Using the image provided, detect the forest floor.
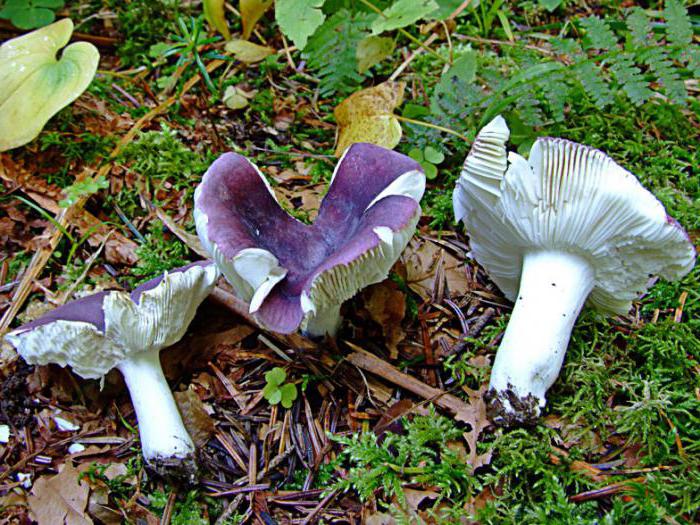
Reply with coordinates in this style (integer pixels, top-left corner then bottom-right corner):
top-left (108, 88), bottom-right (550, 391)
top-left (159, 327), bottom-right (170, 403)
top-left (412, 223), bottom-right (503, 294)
top-left (0, 1), bottom-right (698, 524)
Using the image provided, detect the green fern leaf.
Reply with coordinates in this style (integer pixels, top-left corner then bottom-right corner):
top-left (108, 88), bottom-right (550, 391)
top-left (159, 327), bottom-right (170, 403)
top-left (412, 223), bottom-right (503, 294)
top-left (642, 47), bottom-right (687, 105)
top-left (575, 62), bottom-right (613, 108)
top-left (610, 53), bottom-right (652, 105)
top-left (625, 7), bottom-right (652, 48)
top-left (303, 10), bottom-right (373, 95)
top-left (538, 72), bottom-right (570, 122)
top-left (663, 0), bottom-right (692, 47)
top-left (580, 16), bottom-right (618, 51)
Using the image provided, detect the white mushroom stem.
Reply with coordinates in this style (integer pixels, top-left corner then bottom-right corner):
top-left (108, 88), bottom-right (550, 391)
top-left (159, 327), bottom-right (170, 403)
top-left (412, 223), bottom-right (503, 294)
top-left (488, 250), bottom-right (595, 421)
top-left (117, 351), bottom-right (194, 466)
top-left (302, 303), bottom-right (342, 338)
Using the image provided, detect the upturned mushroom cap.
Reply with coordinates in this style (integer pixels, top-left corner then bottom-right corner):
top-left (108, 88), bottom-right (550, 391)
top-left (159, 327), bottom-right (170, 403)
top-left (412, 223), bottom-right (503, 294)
top-left (194, 143), bottom-right (425, 334)
top-left (454, 116), bottom-right (696, 315)
top-left (5, 262), bottom-right (219, 378)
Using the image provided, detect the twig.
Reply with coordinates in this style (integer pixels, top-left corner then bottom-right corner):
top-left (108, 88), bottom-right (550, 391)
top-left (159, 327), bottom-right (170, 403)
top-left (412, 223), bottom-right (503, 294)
top-left (343, 341), bottom-right (478, 423)
top-left (394, 115), bottom-right (470, 141)
top-left (389, 33), bottom-right (439, 81)
top-left (300, 489), bottom-right (339, 525)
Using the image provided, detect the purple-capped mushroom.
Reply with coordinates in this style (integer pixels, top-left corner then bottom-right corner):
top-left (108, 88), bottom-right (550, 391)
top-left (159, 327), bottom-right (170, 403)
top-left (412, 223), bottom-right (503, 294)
top-left (453, 116), bottom-right (696, 426)
top-left (194, 143), bottom-right (425, 336)
top-left (5, 262), bottom-right (219, 480)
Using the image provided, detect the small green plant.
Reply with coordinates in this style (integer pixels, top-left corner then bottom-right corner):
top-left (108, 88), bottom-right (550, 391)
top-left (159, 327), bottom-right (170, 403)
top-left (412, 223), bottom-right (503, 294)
top-left (131, 223), bottom-right (190, 283)
top-left (59, 175), bottom-right (109, 208)
top-left (0, 0), bottom-right (64, 29)
top-left (408, 145), bottom-right (444, 180)
top-left (148, 16), bottom-right (225, 94)
top-left (262, 367), bottom-right (298, 408)
top-left (331, 409), bottom-right (476, 509)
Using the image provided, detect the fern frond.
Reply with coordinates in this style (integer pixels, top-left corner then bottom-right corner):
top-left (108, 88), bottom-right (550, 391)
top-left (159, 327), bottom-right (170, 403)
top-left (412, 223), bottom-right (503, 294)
top-left (662, 0), bottom-right (692, 47)
top-left (610, 53), bottom-right (652, 105)
top-left (625, 7), bottom-right (653, 48)
top-left (641, 47), bottom-right (687, 105)
top-left (303, 10), bottom-right (372, 95)
top-left (538, 72), bottom-right (571, 122)
top-left (580, 16), bottom-right (618, 51)
top-left (574, 62), bottom-right (613, 108)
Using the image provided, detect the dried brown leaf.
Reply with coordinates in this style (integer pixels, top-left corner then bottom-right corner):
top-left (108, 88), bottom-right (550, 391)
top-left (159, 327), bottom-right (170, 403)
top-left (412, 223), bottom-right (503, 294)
top-left (364, 281), bottom-right (406, 359)
top-left (28, 462), bottom-right (93, 525)
top-left (174, 387), bottom-right (216, 448)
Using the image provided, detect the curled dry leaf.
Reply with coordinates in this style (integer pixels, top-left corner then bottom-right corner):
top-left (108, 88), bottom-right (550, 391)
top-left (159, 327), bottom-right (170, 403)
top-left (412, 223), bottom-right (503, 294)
top-left (28, 461), bottom-right (93, 525)
top-left (333, 81), bottom-right (405, 157)
top-left (225, 39), bottom-right (275, 63)
top-left (240, 0), bottom-right (273, 40)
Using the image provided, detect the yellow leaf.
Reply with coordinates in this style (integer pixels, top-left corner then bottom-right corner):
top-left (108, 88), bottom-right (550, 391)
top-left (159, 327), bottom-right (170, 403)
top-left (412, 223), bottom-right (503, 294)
top-left (225, 39), bottom-right (275, 63)
top-left (203, 0), bottom-right (231, 40)
top-left (0, 19), bottom-right (99, 152)
top-left (356, 35), bottom-right (395, 74)
top-left (333, 81), bottom-right (405, 157)
top-left (240, 0), bottom-right (273, 40)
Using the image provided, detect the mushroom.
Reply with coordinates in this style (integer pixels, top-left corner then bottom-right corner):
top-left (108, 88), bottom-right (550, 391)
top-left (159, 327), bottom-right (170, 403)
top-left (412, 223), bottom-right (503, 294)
top-left (5, 262), bottom-right (219, 480)
top-left (453, 116), bottom-right (696, 426)
top-left (194, 143), bottom-right (425, 336)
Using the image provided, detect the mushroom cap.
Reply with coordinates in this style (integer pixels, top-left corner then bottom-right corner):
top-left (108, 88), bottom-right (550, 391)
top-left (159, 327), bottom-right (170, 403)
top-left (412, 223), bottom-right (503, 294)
top-left (5, 262), bottom-right (219, 379)
top-left (195, 143), bottom-right (425, 333)
top-left (454, 116), bottom-right (696, 314)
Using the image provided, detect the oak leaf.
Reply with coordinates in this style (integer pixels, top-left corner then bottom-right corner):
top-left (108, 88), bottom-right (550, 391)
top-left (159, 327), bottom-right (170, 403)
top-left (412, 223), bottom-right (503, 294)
top-left (28, 462), bottom-right (92, 525)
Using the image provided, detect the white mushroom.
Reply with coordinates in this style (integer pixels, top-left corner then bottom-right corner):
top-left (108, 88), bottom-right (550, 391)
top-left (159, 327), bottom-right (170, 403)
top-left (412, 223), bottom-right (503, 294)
top-left (454, 116), bottom-right (696, 425)
top-left (5, 263), bottom-right (219, 479)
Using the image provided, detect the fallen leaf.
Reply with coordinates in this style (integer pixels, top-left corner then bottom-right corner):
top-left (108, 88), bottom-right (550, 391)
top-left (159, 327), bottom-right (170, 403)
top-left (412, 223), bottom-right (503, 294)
top-left (86, 487), bottom-right (121, 525)
top-left (240, 0), bottom-right (273, 40)
top-left (356, 35), bottom-right (395, 74)
top-left (223, 85), bottom-right (257, 110)
top-left (28, 462), bottom-right (93, 525)
top-left (364, 281), bottom-right (406, 359)
top-left (403, 487), bottom-right (439, 511)
top-left (333, 81), bottom-right (405, 157)
top-left (203, 0), bottom-right (231, 40)
top-left (404, 238), bottom-right (470, 301)
top-left (175, 387), bottom-right (216, 448)
top-left (225, 39), bottom-right (275, 63)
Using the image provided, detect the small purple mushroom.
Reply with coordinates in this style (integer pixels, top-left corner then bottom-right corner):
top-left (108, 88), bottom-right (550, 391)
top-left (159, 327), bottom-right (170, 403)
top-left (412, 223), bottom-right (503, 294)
top-left (194, 143), bottom-right (425, 336)
top-left (5, 262), bottom-right (220, 481)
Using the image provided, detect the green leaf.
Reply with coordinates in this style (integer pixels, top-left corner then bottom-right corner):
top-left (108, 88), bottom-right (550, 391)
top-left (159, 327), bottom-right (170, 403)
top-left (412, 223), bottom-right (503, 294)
top-left (430, 0), bottom-right (465, 20)
top-left (421, 161), bottom-right (438, 180)
top-left (538, 0), bottom-right (562, 12)
top-left (423, 146), bottom-right (444, 164)
top-left (279, 383), bottom-right (298, 408)
top-left (356, 35), bottom-right (394, 74)
top-left (59, 175), bottom-right (109, 208)
top-left (663, 0), bottom-right (691, 47)
top-left (408, 148), bottom-right (424, 162)
top-left (275, 0), bottom-right (326, 50)
top-left (34, 0), bottom-right (64, 8)
top-left (265, 367), bottom-right (286, 387)
top-left (432, 50), bottom-right (476, 106)
top-left (625, 7), bottom-right (651, 48)
top-left (371, 0), bottom-right (438, 35)
top-left (267, 387), bottom-right (282, 405)
top-left (12, 6), bottom-right (54, 29)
